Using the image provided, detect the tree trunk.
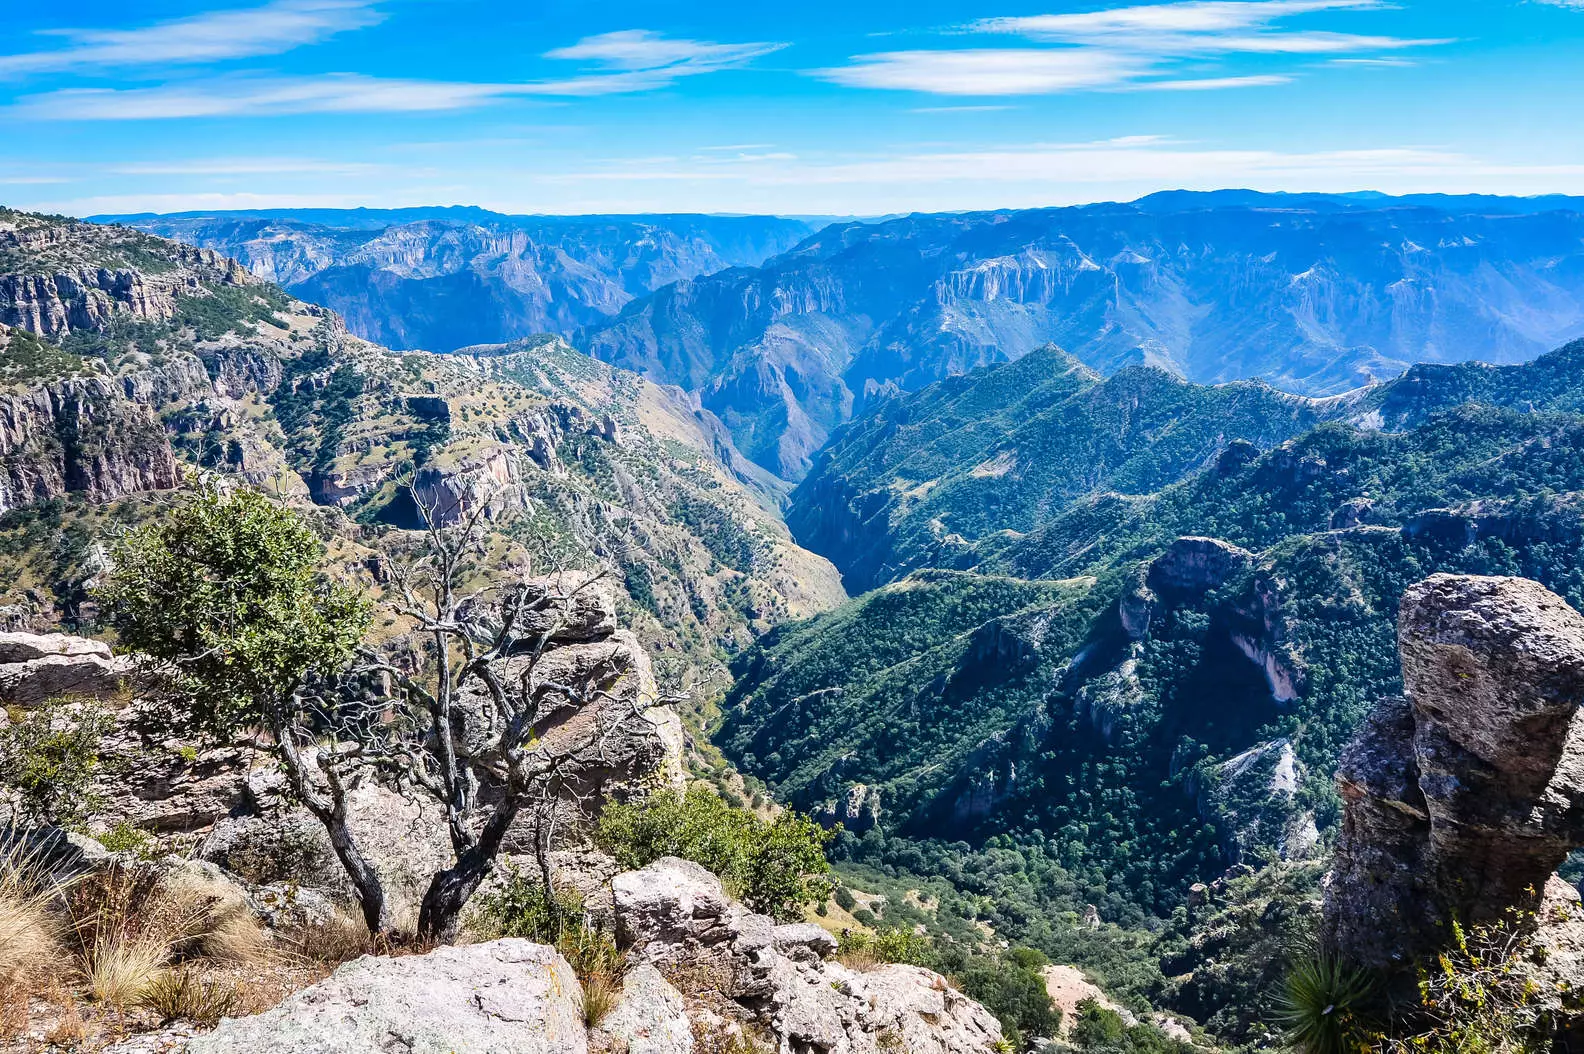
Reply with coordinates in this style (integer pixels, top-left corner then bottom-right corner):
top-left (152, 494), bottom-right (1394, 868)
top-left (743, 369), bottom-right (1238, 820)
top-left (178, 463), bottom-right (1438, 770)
top-left (416, 847), bottom-right (493, 944)
top-left (269, 704), bottom-right (394, 937)
top-left (325, 811), bottom-right (394, 937)
top-left (416, 800), bottom-right (519, 943)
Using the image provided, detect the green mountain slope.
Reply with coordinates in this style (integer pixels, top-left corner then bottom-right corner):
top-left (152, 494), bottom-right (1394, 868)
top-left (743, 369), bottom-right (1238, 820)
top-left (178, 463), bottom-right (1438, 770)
top-left (724, 339), bottom-right (1584, 930)
top-left (789, 344), bottom-right (1332, 592)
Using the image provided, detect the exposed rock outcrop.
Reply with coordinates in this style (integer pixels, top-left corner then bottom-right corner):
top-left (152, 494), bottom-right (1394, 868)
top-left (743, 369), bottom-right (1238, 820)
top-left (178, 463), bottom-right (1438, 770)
top-left (1323, 574), bottom-right (1584, 989)
top-left (1196, 738), bottom-right (1320, 863)
top-left (453, 576), bottom-right (684, 851)
top-left (0, 372), bottom-right (181, 514)
top-left (0, 630), bottom-right (134, 704)
top-left (187, 939), bottom-right (587, 1054)
top-left (612, 857), bottom-right (1005, 1054)
top-left (1146, 536), bottom-right (1253, 596)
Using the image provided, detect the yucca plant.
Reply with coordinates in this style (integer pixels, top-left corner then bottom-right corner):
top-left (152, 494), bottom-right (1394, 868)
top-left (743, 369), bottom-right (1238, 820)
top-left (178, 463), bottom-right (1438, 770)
top-left (1276, 950), bottom-right (1381, 1054)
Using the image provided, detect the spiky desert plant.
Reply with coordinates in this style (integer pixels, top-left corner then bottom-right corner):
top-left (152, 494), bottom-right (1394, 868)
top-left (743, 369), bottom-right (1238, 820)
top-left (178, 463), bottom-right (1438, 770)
top-left (1276, 949), bottom-right (1381, 1054)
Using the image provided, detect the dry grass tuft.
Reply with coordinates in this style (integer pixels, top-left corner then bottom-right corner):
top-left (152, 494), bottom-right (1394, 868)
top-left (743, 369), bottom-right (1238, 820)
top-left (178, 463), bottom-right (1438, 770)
top-left (278, 910), bottom-right (373, 967)
top-left (0, 841), bottom-right (70, 994)
top-left (140, 965), bottom-right (241, 1025)
top-left (581, 969), bottom-right (619, 1028)
top-left (83, 931), bottom-right (169, 1005)
top-left (69, 862), bottom-right (268, 1006)
top-left (835, 945), bottom-right (881, 972)
top-left (202, 912), bottom-right (271, 965)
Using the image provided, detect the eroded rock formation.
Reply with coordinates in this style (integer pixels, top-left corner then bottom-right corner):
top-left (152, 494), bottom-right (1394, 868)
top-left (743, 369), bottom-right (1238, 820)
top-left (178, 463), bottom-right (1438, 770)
top-left (1323, 574), bottom-right (1584, 984)
top-left (611, 856), bottom-right (1006, 1054)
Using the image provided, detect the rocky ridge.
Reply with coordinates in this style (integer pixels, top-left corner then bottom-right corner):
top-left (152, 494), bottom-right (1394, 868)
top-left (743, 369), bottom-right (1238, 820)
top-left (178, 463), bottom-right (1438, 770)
top-left (104, 209), bottom-right (822, 354)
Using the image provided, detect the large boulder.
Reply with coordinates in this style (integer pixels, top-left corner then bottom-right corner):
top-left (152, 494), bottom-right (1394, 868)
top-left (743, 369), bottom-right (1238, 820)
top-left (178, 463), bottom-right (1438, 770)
top-left (1323, 575), bottom-right (1584, 985)
top-left (0, 646), bottom-right (133, 705)
top-left (461, 618), bottom-right (683, 853)
top-left (612, 856), bottom-right (776, 1001)
top-left (0, 630), bottom-right (112, 664)
top-left (187, 939), bottom-right (587, 1054)
top-left (199, 775), bottom-right (452, 931)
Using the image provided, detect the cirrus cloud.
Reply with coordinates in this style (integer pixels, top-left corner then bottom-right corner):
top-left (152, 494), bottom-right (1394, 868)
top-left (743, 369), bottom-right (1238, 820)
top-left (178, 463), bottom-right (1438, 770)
top-left (821, 0), bottom-right (1447, 96)
top-left (0, 0), bottom-right (383, 78)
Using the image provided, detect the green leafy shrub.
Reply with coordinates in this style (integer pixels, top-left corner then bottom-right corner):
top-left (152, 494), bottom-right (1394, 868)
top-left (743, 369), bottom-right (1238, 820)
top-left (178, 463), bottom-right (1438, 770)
top-left (1072, 999), bottom-right (1194, 1053)
top-left (1383, 910), bottom-right (1579, 1054)
top-left (468, 865), bottom-right (580, 944)
top-left (0, 695), bottom-right (113, 825)
top-left (595, 784), bottom-right (834, 920)
top-left (99, 483), bottom-right (370, 739)
top-left (98, 822), bottom-right (158, 859)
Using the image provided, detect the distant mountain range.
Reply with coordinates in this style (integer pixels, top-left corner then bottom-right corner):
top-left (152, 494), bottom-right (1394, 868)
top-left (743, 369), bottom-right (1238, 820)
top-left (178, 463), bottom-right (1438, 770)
top-left (99, 207), bottom-right (822, 355)
top-left (582, 193), bottom-right (1584, 477)
top-left (102, 192), bottom-right (1584, 481)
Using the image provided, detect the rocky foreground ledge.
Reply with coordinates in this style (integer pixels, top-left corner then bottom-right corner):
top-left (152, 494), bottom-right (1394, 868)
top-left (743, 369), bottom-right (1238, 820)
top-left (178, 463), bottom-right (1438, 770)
top-left (135, 856), bottom-right (1002, 1054)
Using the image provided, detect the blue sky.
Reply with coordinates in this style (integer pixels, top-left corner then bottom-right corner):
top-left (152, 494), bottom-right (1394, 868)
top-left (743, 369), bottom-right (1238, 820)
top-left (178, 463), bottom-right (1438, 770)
top-left (2, 0), bottom-right (1583, 216)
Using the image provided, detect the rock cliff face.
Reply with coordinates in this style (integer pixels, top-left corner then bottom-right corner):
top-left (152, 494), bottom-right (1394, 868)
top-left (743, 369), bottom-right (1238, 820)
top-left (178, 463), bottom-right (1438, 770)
top-left (1323, 574), bottom-right (1584, 979)
top-left (583, 195), bottom-right (1584, 480)
top-left (1, 211), bottom-right (249, 337)
top-left (0, 366), bottom-right (182, 513)
top-left (611, 857), bottom-right (1005, 1054)
top-left (0, 210), bottom-right (843, 683)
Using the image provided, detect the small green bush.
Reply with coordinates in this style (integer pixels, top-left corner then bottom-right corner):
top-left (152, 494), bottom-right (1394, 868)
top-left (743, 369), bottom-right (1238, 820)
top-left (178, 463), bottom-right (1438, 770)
top-left (98, 822), bottom-right (157, 859)
top-left (595, 785), bottom-right (834, 921)
top-left (0, 695), bottom-right (113, 825)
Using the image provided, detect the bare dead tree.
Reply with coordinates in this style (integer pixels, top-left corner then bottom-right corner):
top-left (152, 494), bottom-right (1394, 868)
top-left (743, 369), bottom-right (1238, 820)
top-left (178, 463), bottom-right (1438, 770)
top-left (301, 480), bottom-right (677, 942)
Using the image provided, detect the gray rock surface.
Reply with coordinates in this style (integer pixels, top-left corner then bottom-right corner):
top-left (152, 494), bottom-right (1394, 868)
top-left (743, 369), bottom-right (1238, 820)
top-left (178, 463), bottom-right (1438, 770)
top-left (0, 630), bottom-right (112, 664)
top-left (611, 857), bottom-right (1004, 1054)
top-left (187, 939), bottom-right (587, 1054)
top-left (199, 777), bottom-right (453, 931)
top-left (0, 649), bottom-right (134, 705)
top-left (1147, 536), bottom-right (1253, 595)
top-left (594, 962), bottom-right (694, 1054)
top-left (1324, 575), bottom-right (1584, 990)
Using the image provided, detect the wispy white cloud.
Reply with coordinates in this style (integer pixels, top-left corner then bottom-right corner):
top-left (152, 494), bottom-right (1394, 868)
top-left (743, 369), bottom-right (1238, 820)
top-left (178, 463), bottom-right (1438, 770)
top-left (1130, 73), bottom-right (1294, 89)
top-left (823, 0), bottom-right (1445, 96)
top-left (1327, 56), bottom-right (1417, 65)
top-left (1532, 0), bottom-right (1584, 8)
top-left (822, 49), bottom-right (1149, 94)
top-left (528, 30), bottom-right (786, 96)
top-left (14, 75), bottom-right (508, 119)
top-left (540, 138), bottom-right (1584, 193)
top-left (0, 0), bottom-right (382, 77)
top-left (11, 29), bottom-right (788, 118)
top-left (973, 1), bottom-right (1387, 42)
top-left (910, 105), bottom-right (1016, 113)
top-left (25, 137), bottom-right (1584, 217)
